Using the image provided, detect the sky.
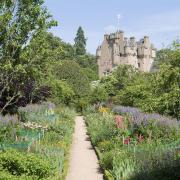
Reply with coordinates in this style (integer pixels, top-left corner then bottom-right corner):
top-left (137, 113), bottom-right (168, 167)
top-left (45, 0), bottom-right (180, 54)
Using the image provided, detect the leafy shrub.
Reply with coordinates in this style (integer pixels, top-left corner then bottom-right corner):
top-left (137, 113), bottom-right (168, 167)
top-left (85, 113), bottom-right (118, 145)
top-left (100, 151), bottom-right (114, 170)
top-left (0, 149), bottom-right (51, 178)
top-left (98, 140), bottom-right (114, 153)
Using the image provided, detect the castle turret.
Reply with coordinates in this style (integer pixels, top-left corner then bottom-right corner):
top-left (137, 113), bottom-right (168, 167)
top-left (97, 31), bottom-right (156, 77)
top-left (124, 37), bottom-right (128, 46)
top-left (130, 37), bottom-right (136, 47)
top-left (115, 30), bottom-right (124, 39)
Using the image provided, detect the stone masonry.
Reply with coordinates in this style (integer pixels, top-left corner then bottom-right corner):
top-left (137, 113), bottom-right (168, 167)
top-left (96, 31), bottom-right (156, 78)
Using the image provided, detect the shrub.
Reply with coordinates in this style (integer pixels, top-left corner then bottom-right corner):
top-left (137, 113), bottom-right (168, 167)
top-left (85, 113), bottom-right (118, 145)
top-left (100, 151), bottom-right (114, 170)
top-left (0, 150), bottom-right (51, 178)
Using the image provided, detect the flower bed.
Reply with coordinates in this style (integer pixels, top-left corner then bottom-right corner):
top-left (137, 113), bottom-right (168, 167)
top-left (85, 106), bottom-right (180, 180)
top-left (0, 103), bottom-right (76, 179)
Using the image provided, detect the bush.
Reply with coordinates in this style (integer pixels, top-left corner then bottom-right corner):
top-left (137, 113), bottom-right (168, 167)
top-left (100, 151), bottom-right (114, 170)
top-left (85, 113), bottom-right (118, 145)
top-left (0, 149), bottom-right (51, 178)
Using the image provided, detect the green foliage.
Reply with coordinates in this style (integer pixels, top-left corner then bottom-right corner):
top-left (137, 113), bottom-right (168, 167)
top-left (98, 41), bottom-right (180, 119)
top-left (50, 79), bottom-right (75, 105)
top-left (75, 54), bottom-right (98, 81)
top-left (0, 0), bottom-right (56, 113)
top-left (151, 48), bottom-right (172, 71)
top-left (74, 26), bottom-right (86, 55)
top-left (90, 85), bottom-right (108, 104)
top-left (100, 65), bottom-right (137, 97)
top-left (75, 54), bottom-right (98, 73)
top-left (54, 60), bottom-right (90, 97)
top-left (85, 110), bottom-right (180, 180)
top-left (26, 32), bottom-right (74, 67)
top-left (100, 151), bottom-right (114, 170)
top-left (51, 60), bottom-right (91, 110)
top-left (0, 124), bottom-right (20, 143)
top-left (0, 104), bottom-right (76, 179)
top-left (85, 113), bottom-right (118, 145)
top-left (82, 68), bottom-right (98, 82)
top-left (0, 149), bottom-right (51, 178)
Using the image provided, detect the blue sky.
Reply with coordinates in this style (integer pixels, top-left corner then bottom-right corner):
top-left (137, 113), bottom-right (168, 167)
top-left (45, 0), bottom-right (180, 54)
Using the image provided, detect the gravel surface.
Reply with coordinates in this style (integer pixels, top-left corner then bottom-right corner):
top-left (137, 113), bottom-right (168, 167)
top-left (66, 116), bottom-right (103, 180)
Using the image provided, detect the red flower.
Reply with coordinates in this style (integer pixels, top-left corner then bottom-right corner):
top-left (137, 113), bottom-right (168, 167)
top-left (124, 137), bottom-right (131, 145)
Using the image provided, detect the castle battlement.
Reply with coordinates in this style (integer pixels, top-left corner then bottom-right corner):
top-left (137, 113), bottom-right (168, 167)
top-left (97, 31), bottom-right (156, 77)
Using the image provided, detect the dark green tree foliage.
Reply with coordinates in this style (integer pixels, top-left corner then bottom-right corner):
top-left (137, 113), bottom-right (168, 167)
top-left (90, 85), bottom-right (108, 104)
top-left (74, 26), bottom-right (86, 55)
top-left (52, 60), bottom-right (91, 109)
top-left (50, 78), bottom-right (75, 106)
top-left (75, 54), bottom-right (97, 72)
top-left (54, 60), bottom-right (90, 97)
top-left (25, 31), bottom-right (73, 71)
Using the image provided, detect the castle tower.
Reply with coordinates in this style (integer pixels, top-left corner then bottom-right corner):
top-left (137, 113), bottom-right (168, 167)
top-left (137, 36), bottom-right (155, 72)
top-left (97, 31), bottom-right (156, 78)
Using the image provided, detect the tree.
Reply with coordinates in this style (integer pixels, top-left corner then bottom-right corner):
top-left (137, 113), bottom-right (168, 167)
top-left (50, 79), bottom-right (75, 105)
top-left (0, 0), bottom-right (56, 113)
top-left (74, 26), bottom-right (86, 55)
top-left (53, 60), bottom-right (91, 111)
top-left (75, 54), bottom-right (98, 72)
top-left (90, 85), bottom-right (108, 104)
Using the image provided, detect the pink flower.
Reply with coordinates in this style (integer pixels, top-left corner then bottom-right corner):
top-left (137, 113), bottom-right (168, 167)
top-left (115, 115), bottom-right (124, 129)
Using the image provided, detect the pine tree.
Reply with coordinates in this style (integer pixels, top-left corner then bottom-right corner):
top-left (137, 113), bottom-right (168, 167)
top-left (74, 26), bottom-right (86, 55)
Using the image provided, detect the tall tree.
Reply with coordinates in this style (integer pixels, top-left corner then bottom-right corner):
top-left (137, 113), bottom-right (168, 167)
top-left (74, 26), bottom-right (86, 55)
top-left (0, 0), bottom-right (56, 113)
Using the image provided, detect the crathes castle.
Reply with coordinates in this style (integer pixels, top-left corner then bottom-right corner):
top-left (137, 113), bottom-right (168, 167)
top-left (96, 31), bottom-right (156, 78)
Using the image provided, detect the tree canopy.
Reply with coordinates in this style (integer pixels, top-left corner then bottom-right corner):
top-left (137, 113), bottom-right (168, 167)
top-left (0, 0), bottom-right (56, 113)
top-left (74, 26), bottom-right (86, 56)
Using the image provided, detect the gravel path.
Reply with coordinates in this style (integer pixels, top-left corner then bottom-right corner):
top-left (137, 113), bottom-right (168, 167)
top-left (66, 116), bottom-right (103, 180)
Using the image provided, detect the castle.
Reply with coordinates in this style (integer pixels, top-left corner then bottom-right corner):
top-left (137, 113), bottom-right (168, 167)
top-left (96, 31), bottom-right (156, 78)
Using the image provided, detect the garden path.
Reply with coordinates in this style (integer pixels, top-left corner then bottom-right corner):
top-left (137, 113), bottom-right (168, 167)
top-left (66, 116), bottom-right (103, 180)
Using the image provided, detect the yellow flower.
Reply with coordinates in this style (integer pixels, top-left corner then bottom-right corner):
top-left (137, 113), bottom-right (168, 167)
top-left (99, 107), bottom-right (109, 113)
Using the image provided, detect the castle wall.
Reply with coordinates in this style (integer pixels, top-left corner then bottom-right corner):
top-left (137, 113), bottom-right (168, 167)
top-left (97, 35), bottom-right (113, 77)
top-left (97, 31), bottom-right (156, 77)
